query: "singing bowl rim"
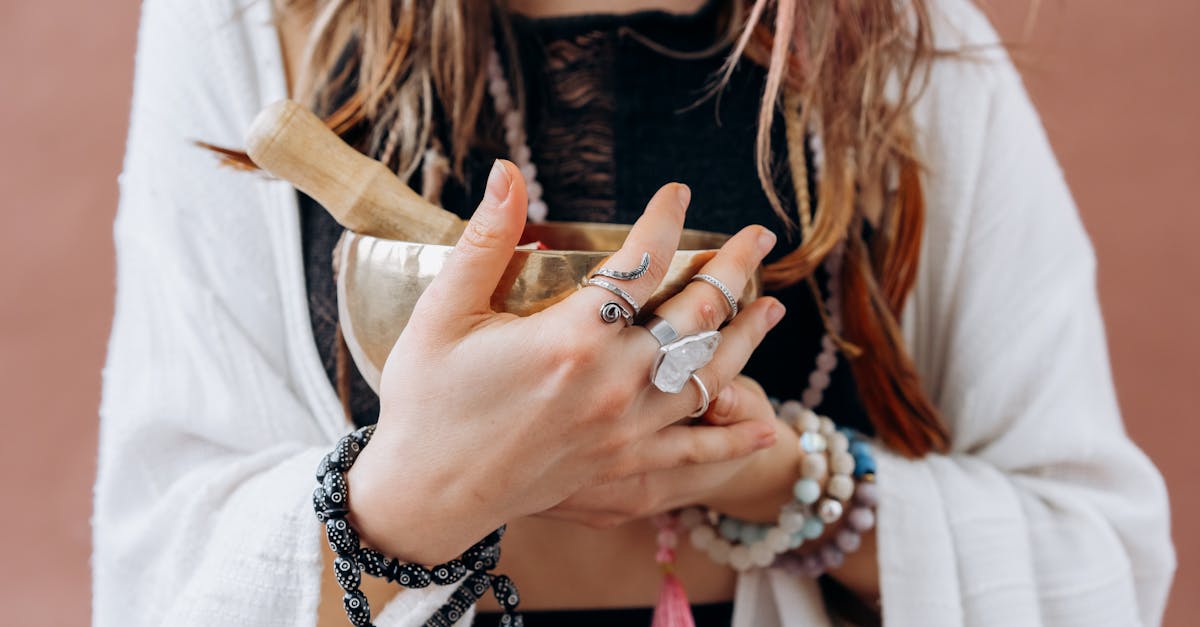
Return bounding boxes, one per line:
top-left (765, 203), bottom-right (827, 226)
top-left (344, 220), bottom-right (738, 254)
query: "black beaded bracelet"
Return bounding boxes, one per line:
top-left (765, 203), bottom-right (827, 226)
top-left (312, 425), bottom-right (523, 627)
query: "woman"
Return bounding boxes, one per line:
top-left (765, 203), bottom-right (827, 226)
top-left (93, 0), bottom-right (1175, 625)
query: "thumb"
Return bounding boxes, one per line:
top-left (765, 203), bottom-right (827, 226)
top-left (421, 159), bottom-right (528, 317)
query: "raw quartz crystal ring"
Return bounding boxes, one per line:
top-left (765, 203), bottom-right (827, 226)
top-left (650, 329), bottom-right (722, 394)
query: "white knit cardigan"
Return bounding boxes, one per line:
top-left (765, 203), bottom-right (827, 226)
top-left (93, 0), bottom-right (1176, 625)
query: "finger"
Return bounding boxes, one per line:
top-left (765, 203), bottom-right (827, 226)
top-left (649, 225), bottom-right (776, 337)
top-left (567, 183), bottom-right (691, 322)
top-left (533, 508), bottom-right (628, 529)
top-left (624, 420), bottom-right (776, 475)
top-left (550, 476), bottom-right (647, 515)
top-left (418, 159), bottom-right (527, 317)
top-left (704, 376), bottom-right (770, 427)
top-left (647, 297), bottom-right (786, 426)
top-left (547, 473), bottom-right (689, 523)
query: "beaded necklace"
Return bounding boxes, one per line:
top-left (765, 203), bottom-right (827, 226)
top-left (484, 44), bottom-right (842, 406)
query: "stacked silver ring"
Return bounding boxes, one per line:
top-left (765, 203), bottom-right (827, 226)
top-left (584, 278), bottom-right (641, 316)
top-left (585, 253), bottom-right (649, 326)
top-left (592, 252), bottom-right (650, 282)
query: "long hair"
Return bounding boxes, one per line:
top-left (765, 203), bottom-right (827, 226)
top-left (254, 0), bottom-right (950, 457)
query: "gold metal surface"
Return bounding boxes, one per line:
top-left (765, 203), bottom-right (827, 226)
top-left (336, 221), bottom-right (762, 392)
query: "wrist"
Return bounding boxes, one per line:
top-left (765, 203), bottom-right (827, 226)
top-left (345, 432), bottom-right (503, 565)
top-left (708, 419), bottom-right (798, 521)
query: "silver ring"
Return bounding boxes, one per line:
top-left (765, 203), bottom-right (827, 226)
top-left (691, 273), bottom-right (738, 320)
top-left (585, 277), bottom-right (641, 316)
top-left (651, 330), bottom-right (721, 394)
top-left (688, 373), bottom-right (711, 418)
top-left (642, 315), bottom-right (679, 346)
top-left (592, 252), bottom-right (651, 282)
top-left (599, 301), bottom-right (633, 326)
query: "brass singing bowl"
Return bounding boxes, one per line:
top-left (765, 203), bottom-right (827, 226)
top-left (335, 221), bottom-right (763, 393)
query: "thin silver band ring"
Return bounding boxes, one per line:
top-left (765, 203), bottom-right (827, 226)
top-left (691, 273), bottom-right (738, 320)
top-left (688, 373), bottom-right (711, 418)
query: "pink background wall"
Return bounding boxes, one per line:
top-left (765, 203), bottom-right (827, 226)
top-left (0, 1), bottom-right (1195, 624)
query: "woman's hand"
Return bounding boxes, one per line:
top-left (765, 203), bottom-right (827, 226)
top-left (537, 375), bottom-right (801, 528)
top-left (346, 160), bottom-right (785, 564)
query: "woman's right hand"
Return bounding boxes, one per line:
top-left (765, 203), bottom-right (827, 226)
top-left (347, 159), bottom-right (784, 565)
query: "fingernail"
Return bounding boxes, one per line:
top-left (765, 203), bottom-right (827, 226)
top-left (756, 428), bottom-right (777, 449)
top-left (758, 229), bottom-right (777, 255)
top-left (767, 300), bottom-right (786, 325)
top-left (676, 183), bottom-right (691, 211)
top-left (483, 159), bottom-right (512, 205)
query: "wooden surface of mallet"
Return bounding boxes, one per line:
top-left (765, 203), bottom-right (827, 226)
top-left (245, 100), bottom-right (465, 245)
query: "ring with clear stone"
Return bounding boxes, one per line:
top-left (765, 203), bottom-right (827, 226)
top-left (687, 373), bottom-right (711, 418)
top-left (650, 330), bottom-right (721, 394)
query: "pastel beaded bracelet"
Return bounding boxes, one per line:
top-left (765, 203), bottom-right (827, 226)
top-left (791, 405), bottom-right (856, 528)
top-left (684, 404), bottom-right (879, 575)
top-left (683, 404), bottom-right (858, 571)
top-left (775, 428), bottom-right (878, 576)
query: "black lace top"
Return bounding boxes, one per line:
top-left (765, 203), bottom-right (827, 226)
top-left (299, 2), bottom-right (872, 623)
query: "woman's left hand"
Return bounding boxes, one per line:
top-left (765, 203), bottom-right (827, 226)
top-left (539, 375), bottom-right (801, 528)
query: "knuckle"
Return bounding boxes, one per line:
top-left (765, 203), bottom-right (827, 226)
top-left (598, 456), bottom-right (632, 484)
top-left (594, 428), bottom-right (633, 466)
top-left (562, 342), bottom-right (599, 371)
top-left (695, 298), bottom-right (727, 330)
top-left (553, 337), bottom-right (602, 377)
top-left (586, 515), bottom-right (624, 530)
top-left (412, 281), bottom-right (450, 313)
top-left (734, 238), bottom-right (763, 272)
top-left (707, 437), bottom-right (734, 463)
top-left (710, 386), bottom-right (739, 421)
top-left (629, 488), bottom-right (658, 519)
top-left (700, 370), bottom-right (723, 404)
top-left (638, 249), bottom-right (670, 288)
top-left (461, 215), bottom-right (506, 250)
top-left (610, 422), bottom-right (640, 452)
top-left (726, 427), bottom-right (756, 457)
top-left (586, 387), bottom-right (633, 425)
top-left (681, 439), bottom-right (707, 466)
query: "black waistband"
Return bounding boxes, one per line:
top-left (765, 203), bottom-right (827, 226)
top-left (473, 600), bottom-right (734, 626)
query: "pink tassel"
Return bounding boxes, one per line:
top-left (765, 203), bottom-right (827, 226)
top-left (651, 513), bottom-right (696, 627)
top-left (651, 571), bottom-right (696, 627)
